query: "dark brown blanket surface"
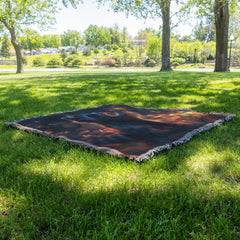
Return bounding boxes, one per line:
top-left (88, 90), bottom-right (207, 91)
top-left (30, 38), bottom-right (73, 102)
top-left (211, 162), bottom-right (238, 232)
top-left (5, 104), bottom-right (235, 162)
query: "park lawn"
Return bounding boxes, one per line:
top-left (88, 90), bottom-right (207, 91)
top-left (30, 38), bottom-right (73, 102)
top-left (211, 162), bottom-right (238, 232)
top-left (0, 71), bottom-right (239, 239)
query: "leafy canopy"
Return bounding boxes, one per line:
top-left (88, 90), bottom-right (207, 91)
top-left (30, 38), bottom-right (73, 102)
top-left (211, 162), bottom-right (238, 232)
top-left (0, 0), bottom-right (60, 31)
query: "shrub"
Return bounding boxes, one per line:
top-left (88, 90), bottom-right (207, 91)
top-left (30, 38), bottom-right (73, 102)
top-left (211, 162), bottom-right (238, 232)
top-left (170, 58), bottom-right (185, 65)
top-left (60, 49), bottom-right (68, 60)
top-left (33, 56), bottom-right (45, 67)
top-left (129, 43), bottom-right (134, 50)
top-left (114, 49), bottom-right (124, 55)
top-left (133, 58), bottom-right (143, 67)
top-left (171, 62), bottom-right (180, 68)
top-left (122, 47), bottom-right (128, 53)
top-left (112, 55), bottom-right (123, 67)
top-left (64, 56), bottom-right (83, 67)
top-left (102, 57), bottom-right (116, 67)
top-left (71, 57), bottom-right (83, 67)
top-left (47, 57), bottom-right (62, 68)
top-left (93, 48), bottom-right (99, 54)
top-left (103, 49), bottom-right (108, 55)
top-left (82, 49), bottom-right (91, 57)
top-left (200, 56), bottom-right (207, 64)
top-left (94, 58), bottom-right (101, 66)
top-left (144, 58), bottom-right (156, 67)
top-left (70, 48), bottom-right (78, 55)
top-left (106, 45), bottom-right (112, 51)
top-left (123, 53), bottom-right (130, 67)
top-left (64, 56), bottom-right (75, 66)
top-left (112, 44), bottom-right (119, 51)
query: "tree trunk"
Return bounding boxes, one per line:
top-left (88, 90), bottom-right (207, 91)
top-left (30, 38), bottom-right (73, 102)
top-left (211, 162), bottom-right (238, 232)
top-left (9, 27), bottom-right (24, 73)
top-left (214, 0), bottom-right (229, 72)
top-left (160, 0), bottom-right (172, 71)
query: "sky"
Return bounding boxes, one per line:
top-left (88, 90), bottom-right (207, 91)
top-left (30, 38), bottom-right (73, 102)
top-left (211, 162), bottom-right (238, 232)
top-left (40, 1), bottom-right (195, 37)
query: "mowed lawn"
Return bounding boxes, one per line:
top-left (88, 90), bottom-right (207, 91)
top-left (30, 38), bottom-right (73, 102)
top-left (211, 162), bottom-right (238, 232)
top-left (0, 71), bottom-right (239, 239)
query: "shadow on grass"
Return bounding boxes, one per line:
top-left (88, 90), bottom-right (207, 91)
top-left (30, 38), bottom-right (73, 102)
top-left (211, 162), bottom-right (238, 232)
top-left (1, 72), bottom-right (237, 118)
top-left (0, 71), bottom-right (240, 239)
top-left (1, 71), bottom-right (239, 170)
top-left (1, 141), bottom-right (240, 239)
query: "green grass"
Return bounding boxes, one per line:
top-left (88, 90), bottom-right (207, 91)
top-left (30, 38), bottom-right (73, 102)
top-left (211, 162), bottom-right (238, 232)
top-left (0, 71), bottom-right (239, 239)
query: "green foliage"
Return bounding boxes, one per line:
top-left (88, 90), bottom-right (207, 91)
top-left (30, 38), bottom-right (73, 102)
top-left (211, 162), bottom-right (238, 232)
top-left (84, 25), bottom-right (111, 47)
top-left (93, 48), bottom-right (100, 54)
top-left (123, 53), bottom-right (131, 66)
top-left (146, 36), bottom-right (161, 63)
top-left (47, 57), bottom-right (63, 68)
top-left (0, 0), bottom-right (60, 32)
top-left (121, 27), bottom-right (128, 44)
top-left (135, 28), bottom-right (154, 42)
top-left (64, 55), bottom-right (76, 66)
top-left (229, 5), bottom-right (240, 41)
top-left (144, 58), bottom-right (157, 67)
top-left (171, 58), bottom-right (186, 65)
top-left (171, 62), bottom-right (180, 68)
top-left (70, 48), bottom-right (78, 55)
top-left (112, 43), bottom-right (119, 51)
top-left (33, 56), bottom-right (45, 67)
top-left (103, 49), bottom-right (108, 55)
top-left (193, 21), bottom-right (215, 42)
top-left (114, 49), bottom-right (124, 55)
top-left (40, 34), bottom-right (61, 48)
top-left (106, 44), bottom-right (112, 51)
top-left (109, 24), bottom-right (121, 45)
top-left (82, 49), bottom-right (91, 57)
top-left (61, 30), bottom-right (83, 49)
top-left (94, 58), bottom-right (101, 66)
top-left (102, 57), bottom-right (116, 67)
top-left (122, 47), bottom-right (128, 53)
top-left (231, 42), bottom-right (240, 62)
top-left (112, 55), bottom-right (123, 67)
top-left (0, 37), bottom-right (11, 59)
top-left (19, 29), bottom-right (42, 51)
top-left (171, 39), bottom-right (216, 62)
top-left (135, 45), bottom-right (146, 59)
top-left (71, 57), bottom-right (83, 67)
top-left (60, 49), bottom-right (68, 60)
top-left (64, 55), bottom-right (83, 67)
top-left (192, 48), bottom-right (199, 63)
top-left (133, 58), bottom-right (144, 67)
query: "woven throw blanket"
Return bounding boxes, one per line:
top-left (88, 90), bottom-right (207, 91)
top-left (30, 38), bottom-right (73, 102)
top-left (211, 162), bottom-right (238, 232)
top-left (5, 104), bottom-right (235, 162)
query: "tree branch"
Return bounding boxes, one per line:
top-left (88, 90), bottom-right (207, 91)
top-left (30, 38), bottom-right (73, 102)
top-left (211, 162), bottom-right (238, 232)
top-left (0, 17), bottom-right (11, 30)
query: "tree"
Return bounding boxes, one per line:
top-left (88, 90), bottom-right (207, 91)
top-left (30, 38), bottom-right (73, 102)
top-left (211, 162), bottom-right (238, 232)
top-left (229, 5), bottom-right (240, 40)
top-left (214, 0), bottom-right (229, 71)
top-left (146, 36), bottom-right (162, 63)
top-left (20, 29), bottom-right (42, 51)
top-left (96, 0), bottom-right (177, 71)
top-left (84, 25), bottom-right (111, 47)
top-left (159, 0), bottom-right (172, 71)
top-left (134, 28), bottom-right (154, 44)
top-left (40, 34), bottom-right (61, 48)
top-left (1, 36), bottom-right (11, 59)
top-left (61, 30), bottom-right (83, 49)
top-left (0, 0), bottom-right (60, 73)
top-left (188, 0), bottom-right (239, 72)
top-left (121, 27), bottom-right (129, 44)
top-left (0, 0), bottom-right (82, 73)
top-left (109, 24), bottom-right (121, 45)
top-left (193, 21), bottom-right (215, 42)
